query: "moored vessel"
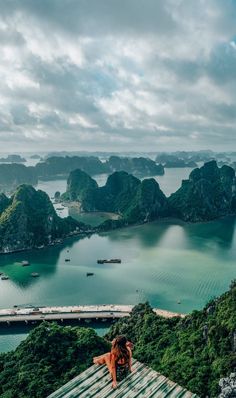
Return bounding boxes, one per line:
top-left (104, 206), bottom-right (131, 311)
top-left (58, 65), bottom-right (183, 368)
top-left (97, 259), bottom-right (121, 264)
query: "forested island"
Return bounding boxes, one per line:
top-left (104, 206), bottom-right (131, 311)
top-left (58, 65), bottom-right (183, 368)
top-left (0, 161), bottom-right (235, 254)
top-left (0, 281), bottom-right (235, 397)
top-left (0, 185), bottom-right (87, 254)
top-left (62, 160), bottom-right (236, 227)
top-left (0, 155), bottom-right (164, 191)
top-left (0, 154), bottom-right (26, 163)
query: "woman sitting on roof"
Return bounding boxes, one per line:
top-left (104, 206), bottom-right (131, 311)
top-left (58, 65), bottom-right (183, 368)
top-left (93, 335), bottom-right (133, 389)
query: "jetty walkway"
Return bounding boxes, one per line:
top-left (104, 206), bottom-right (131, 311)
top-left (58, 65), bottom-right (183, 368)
top-left (0, 305), bottom-right (185, 326)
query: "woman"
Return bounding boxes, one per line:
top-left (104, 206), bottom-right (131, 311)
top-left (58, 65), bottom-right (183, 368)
top-left (93, 335), bottom-right (133, 389)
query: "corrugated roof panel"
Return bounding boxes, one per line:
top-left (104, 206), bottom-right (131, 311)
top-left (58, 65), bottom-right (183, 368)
top-left (48, 359), bottom-right (199, 398)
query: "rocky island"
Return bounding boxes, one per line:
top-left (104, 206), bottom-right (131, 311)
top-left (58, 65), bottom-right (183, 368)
top-left (107, 155), bottom-right (164, 177)
top-left (0, 154), bottom-right (26, 163)
top-left (169, 160), bottom-right (236, 222)
top-left (1, 161), bottom-right (235, 254)
top-left (156, 153), bottom-right (197, 168)
top-left (0, 164), bottom-right (38, 191)
top-left (62, 170), bottom-right (169, 225)
top-left (62, 160), bottom-right (236, 228)
top-left (0, 185), bottom-right (87, 254)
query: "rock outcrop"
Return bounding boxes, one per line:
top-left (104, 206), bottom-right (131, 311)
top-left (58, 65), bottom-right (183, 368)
top-left (0, 185), bottom-right (85, 253)
top-left (168, 161), bottom-right (236, 221)
top-left (63, 169), bottom-right (169, 224)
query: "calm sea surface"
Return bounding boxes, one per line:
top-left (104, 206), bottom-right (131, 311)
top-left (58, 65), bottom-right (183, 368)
top-left (1, 167), bottom-right (235, 352)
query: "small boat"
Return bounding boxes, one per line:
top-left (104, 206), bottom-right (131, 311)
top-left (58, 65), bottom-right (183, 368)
top-left (1, 275), bottom-right (9, 280)
top-left (97, 259), bottom-right (121, 264)
top-left (21, 260), bottom-right (30, 266)
top-left (65, 258), bottom-right (70, 262)
top-left (86, 272), bottom-right (94, 277)
top-left (31, 272), bottom-right (40, 277)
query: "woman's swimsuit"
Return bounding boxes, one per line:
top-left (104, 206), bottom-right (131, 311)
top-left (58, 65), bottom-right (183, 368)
top-left (116, 361), bottom-right (130, 381)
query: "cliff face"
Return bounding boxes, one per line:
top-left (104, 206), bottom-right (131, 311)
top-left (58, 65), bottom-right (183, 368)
top-left (124, 178), bottom-right (169, 223)
top-left (62, 169), bottom-right (98, 203)
top-left (64, 169), bottom-right (169, 224)
top-left (168, 161), bottom-right (236, 221)
top-left (0, 185), bottom-right (83, 253)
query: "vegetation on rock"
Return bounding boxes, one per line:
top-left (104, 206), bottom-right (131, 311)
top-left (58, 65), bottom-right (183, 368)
top-left (169, 161), bottom-right (236, 221)
top-left (107, 281), bottom-right (236, 397)
top-left (0, 283), bottom-right (235, 397)
top-left (0, 322), bottom-right (110, 398)
top-left (0, 184), bottom-right (85, 253)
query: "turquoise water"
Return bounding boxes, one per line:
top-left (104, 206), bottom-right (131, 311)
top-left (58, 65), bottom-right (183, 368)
top-left (1, 167), bottom-right (235, 352)
top-left (0, 217), bottom-right (235, 312)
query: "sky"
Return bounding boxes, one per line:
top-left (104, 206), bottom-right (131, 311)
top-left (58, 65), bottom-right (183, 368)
top-left (0, 0), bottom-right (236, 153)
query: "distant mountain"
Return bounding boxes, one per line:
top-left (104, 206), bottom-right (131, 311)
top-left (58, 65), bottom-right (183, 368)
top-left (0, 155), bottom-right (163, 190)
top-left (35, 156), bottom-right (109, 179)
top-left (169, 160), bottom-right (236, 221)
top-left (0, 185), bottom-right (86, 253)
top-left (0, 164), bottom-right (38, 189)
top-left (107, 156), bottom-right (164, 177)
top-left (155, 154), bottom-right (197, 168)
top-left (0, 154), bottom-right (26, 163)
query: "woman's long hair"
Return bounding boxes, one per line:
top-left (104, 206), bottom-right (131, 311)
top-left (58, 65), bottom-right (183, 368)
top-left (111, 335), bottom-right (130, 363)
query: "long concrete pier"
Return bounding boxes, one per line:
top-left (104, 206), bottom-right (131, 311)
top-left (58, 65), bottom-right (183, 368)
top-left (0, 305), bottom-right (185, 326)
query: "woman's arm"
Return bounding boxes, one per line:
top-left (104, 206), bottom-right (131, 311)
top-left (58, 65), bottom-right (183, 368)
top-left (128, 347), bottom-right (132, 372)
top-left (111, 354), bottom-right (117, 388)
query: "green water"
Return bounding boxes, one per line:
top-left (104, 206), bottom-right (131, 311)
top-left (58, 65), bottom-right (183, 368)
top-left (1, 167), bottom-right (235, 352)
top-left (0, 216), bottom-right (235, 352)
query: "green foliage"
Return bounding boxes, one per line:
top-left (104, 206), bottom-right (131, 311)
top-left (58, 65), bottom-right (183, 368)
top-left (0, 322), bottom-right (110, 398)
top-left (106, 284), bottom-right (236, 397)
top-left (169, 161), bottom-right (236, 221)
top-left (64, 169), bottom-right (169, 226)
top-left (0, 184), bottom-right (84, 252)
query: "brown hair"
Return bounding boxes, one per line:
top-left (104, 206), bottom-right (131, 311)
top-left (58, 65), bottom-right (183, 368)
top-left (111, 335), bottom-right (130, 363)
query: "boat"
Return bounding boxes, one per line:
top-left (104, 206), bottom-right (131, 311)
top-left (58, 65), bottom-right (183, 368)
top-left (21, 260), bottom-right (30, 266)
top-left (31, 272), bottom-right (40, 277)
top-left (97, 259), bottom-right (121, 264)
top-left (1, 275), bottom-right (9, 280)
top-left (86, 272), bottom-right (94, 277)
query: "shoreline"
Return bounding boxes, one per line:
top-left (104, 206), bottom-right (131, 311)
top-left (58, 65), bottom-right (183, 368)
top-left (0, 213), bottom-right (235, 256)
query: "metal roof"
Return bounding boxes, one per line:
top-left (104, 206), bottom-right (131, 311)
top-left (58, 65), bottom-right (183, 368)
top-left (48, 359), bottom-right (199, 398)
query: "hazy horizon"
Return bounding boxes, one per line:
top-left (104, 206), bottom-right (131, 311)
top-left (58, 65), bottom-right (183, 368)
top-left (0, 0), bottom-right (236, 152)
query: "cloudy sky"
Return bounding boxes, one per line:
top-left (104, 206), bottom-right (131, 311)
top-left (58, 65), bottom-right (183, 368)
top-left (0, 0), bottom-right (236, 152)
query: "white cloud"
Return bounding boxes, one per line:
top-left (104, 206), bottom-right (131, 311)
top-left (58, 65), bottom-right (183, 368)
top-left (0, 0), bottom-right (235, 151)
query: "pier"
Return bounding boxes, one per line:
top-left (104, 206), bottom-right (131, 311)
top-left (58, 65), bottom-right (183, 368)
top-left (0, 305), bottom-right (185, 326)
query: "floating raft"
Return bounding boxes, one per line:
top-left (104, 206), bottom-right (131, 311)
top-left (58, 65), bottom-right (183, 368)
top-left (48, 359), bottom-right (198, 398)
